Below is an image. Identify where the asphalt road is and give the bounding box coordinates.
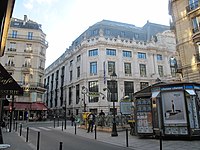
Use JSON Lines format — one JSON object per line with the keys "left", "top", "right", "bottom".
{"left": 21, "top": 121, "right": 132, "bottom": 150}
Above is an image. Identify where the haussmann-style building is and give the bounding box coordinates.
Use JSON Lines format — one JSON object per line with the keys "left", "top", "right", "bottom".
{"left": 0, "top": 15, "right": 48, "bottom": 121}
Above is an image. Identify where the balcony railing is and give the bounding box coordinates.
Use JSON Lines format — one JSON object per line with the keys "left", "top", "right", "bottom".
{"left": 8, "top": 34, "right": 48, "bottom": 47}
{"left": 186, "top": 0, "right": 200, "bottom": 13}
{"left": 17, "top": 81, "right": 45, "bottom": 88}
{"left": 7, "top": 48, "right": 16, "bottom": 52}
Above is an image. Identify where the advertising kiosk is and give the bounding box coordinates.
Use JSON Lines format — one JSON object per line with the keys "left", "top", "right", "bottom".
{"left": 134, "top": 82, "right": 200, "bottom": 138}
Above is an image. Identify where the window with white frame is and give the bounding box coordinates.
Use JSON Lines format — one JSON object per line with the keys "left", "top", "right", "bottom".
{"left": 139, "top": 64, "right": 147, "bottom": 77}
{"left": 89, "top": 49, "right": 98, "bottom": 56}
{"left": 158, "top": 65, "right": 164, "bottom": 77}
{"left": 108, "top": 61, "right": 115, "bottom": 75}
{"left": 138, "top": 52, "right": 146, "bottom": 59}
{"left": 7, "top": 56, "right": 14, "bottom": 66}
{"left": 124, "top": 63, "right": 131, "bottom": 74}
{"left": 90, "top": 62, "right": 97, "bottom": 75}
{"left": 106, "top": 49, "right": 116, "bottom": 56}
{"left": 24, "top": 57, "right": 31, "bottom": 67}
{"left": 123, "top": 50, "right": 132, "bottom": 57}
{"left": 28, "top": 32, "right": 33, "bottom": 40}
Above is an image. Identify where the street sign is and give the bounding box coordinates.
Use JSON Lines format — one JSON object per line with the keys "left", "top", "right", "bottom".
{"left": 120, "top": 101, "right": 133, "bottom": 115}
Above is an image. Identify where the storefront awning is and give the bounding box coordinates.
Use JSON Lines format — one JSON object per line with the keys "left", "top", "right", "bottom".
{"left": 186, "top": 89, "right": 196, "bottom": 95}
{"left": 152, "top": 91, "right": 160, "bottom": 98}
{"left": 4, "top": 102, "right": 47, "bottom": 111}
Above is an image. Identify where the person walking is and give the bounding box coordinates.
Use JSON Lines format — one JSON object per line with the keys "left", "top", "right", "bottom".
{"left": 87, "top": 112, "right": 95, "bottom": 133}
{"left": 70, "top": 114, "right": 75, "bottom": 126}
{"left": 99, "top": 110, "right": 105, "bottom": 127}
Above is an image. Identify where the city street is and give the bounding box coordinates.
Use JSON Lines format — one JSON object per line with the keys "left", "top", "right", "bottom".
{"left": 2, "top": 121, "right": 200, "bottom": 150}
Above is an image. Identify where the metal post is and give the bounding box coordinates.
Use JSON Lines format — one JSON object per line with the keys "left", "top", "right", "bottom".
{"left": 20, "top": 123, "right": 22, "bottom": 136}
{"left": 64, "top": 101, "right": 67, "bottom": 130}
{"left": 126, "top": 129, "right": 129, "bottom": 147}
{"left": 62, "top": 121, "right": 63, "bottom": 131}
{"left": 160, "top": 131, "right": 162, "bottom": 150}
{"left": 37, "top": 132, "right": 40, "bottom": 150}
{"left": 57, "top": 116, "right": 59, "bottom": 127}
{"left": 9, "top": 95, "right": 14, "bottom": 132}
{"left": 26, "top": 127, "right": 29, "bottom": 142}
{"left": 59, "top": 142, "right": 63, "bottom": 150}
{"left": 94, "top": 125, "right": 97, "bottom": 140}
{"left": 74, "top": 123, "right": 76, "bottom": 135}
{"left": 15, "top": 122, "right": 17, "bottom": 132}
{"left": 54, "top": 116, "right": 55, "bottom": 128}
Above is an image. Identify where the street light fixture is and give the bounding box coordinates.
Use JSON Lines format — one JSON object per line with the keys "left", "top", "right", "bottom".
{"left": 103, "top": 71, "right": 118, "bottom": 137}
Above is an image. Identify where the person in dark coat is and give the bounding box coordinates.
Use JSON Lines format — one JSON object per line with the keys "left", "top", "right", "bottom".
{"left": 87, "top": 112, "right": 95, "bottom": 133}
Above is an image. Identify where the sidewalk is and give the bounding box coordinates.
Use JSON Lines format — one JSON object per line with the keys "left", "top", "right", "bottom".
{"left": 2, "top": 125, "right": 200, "bottom": 150}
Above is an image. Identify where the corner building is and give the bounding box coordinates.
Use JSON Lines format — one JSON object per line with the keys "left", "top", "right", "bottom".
{"left": 169, "top": 0, "right": 200, "bottom": 82}
{"left": 0, "top": 15, "right": 48, "bottom": 120}
{"left": 44, "top": 20, "right": 176, "bottom": 117}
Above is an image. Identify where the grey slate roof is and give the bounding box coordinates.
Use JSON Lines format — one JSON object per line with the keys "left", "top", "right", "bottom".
{"left": 72, "top": 20, "right": 169, "bottom": 47}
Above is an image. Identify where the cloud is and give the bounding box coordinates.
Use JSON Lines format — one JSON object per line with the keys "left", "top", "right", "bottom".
{"left": 23, "top": 0, "right": 57, "bottom": 10}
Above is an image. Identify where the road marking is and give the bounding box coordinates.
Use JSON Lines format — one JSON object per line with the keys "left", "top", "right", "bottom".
{"left": 38, "top": 127, "right": 51, "bottom": 131}
{"left": 29, "top": 127, "right": 41, "bottom": 132}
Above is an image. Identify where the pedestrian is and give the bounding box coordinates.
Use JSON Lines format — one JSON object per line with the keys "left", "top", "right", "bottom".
{"left": 70, "top": 114, "right": 75, "bottom": 126}
{"left": 99, "top": 110, "right": 105, "bottom": 127}
{"left": 87, "top": 112, "right": 95, "bottom": 133}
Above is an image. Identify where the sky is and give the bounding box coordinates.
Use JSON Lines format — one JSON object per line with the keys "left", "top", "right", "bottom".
{"left": 12, "top": 0, "right": 170, "bottom": 67}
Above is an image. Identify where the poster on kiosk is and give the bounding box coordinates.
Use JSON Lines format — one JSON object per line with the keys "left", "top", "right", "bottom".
{"left": 162, "top": 91, "right": 187, "bottom": 125}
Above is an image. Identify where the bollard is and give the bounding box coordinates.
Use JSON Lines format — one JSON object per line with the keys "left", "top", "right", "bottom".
{"left": 37, "top": 132, "right": 40, "bottom": 150}
{"left": 20, "top": 124, "right": 22, "bottom": 136}
{"left": 160, "top": 131, "right": 162, "bottom": 150}
{"left": 62, "top": 121, "right": 63, "bottom": 131}
{"left": 15, "top": 122, "right": 18, "bottom": 132}
{"left": 26, "top": 127, "right": 29, "bottom": 142}
{"left": 126, "top": 129, "right": 129, "bottom": 147}
{"left": 59, "top": 142, "right": 63, "bottom": 150}
{"left": 74, "top": 123, "right": 76, "bottom": 135}
{"left": 94, "top": 125, "right": 97, "bottom": 140}
{"left": 57, "top": 116, "right": 59, "bottom": 127}
{"left": 54, "top": 117, "right": 55, "bottom": 128}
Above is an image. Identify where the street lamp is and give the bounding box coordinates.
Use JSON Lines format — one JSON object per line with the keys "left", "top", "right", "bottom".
{"left": 103, "top": 72, "right": 118, "bottom": 137}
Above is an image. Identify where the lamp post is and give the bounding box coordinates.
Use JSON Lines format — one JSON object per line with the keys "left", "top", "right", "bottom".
{"left": 104, "top": 72, "right": 118, "bottom": 137}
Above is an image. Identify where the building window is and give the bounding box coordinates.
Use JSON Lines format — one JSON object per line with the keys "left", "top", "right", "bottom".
{"left": 90, "top": 62, "right": 97, "bottom": 75}
{"left": 7, "top": 56, "right": 14, "bottom": 66}
{"left": 77, "top": 66, "right": 80, "bottom": 78}
{"left": 134, "top": 33, "right": 139, "bottom": 39}
{"left": 107, "top": 80, "right": 118, "bottom": 102}
{"left": 124, "top": 81, "right": 134, "bottom": 100}
{"left": 108, "top": 61, "right": 115, "bottom": 75}
{"left": 169, "top": 57, "right": 177, "bottom": 77}
{"left": 88, "top": 81, "right": 99, "bottom": 103}
{"left": 93, "top": 29, "right": 98, "bottom": 35}
{"left": 138, "top": 52, "right": 146, "bottom": 59}
{"left": 12, "top": 30, "right": 17, "bottom": 38}
{"left": 89, "top": 49, "right": 98, "bottom": 56}
{"left": 70, "top": 70, "right": 73, "bottom": 81}
{"left": 192, "top": 16, "right": 200, "bottom": 33}
{"left": 77, "top": 55, "right": 81, "bottom": 62}
{"left": 157, "top": 54, "right": 163, "bottom": 61}
{"left": 9, "top": 42, "right": 16, "bottom": 51}
{"left": 26, "top": 44, "right": 32, "bottom": 52}
{"left": 70, "top": 60, "right": 73, "bottom": 66}
{"left": 158, "top": 65, "right": 164, "bottom": 77}
{"left": 76, "top": 84, "right": 80, "bottom": 104}
{"left": 120, "top": 31, "right": 125, "bottom": 37}
{"left": 28, "top": 32, "right": 33, "bottom": 40}
{"left": 24, "top": 57, "right": 31, "bottom": 67}
{"left": 105, "top": 29, "right": 110, "bottom": 35}
{"left": 123, "top": 50, "right": 132, "bottom": 57}
{"left": 106, "top": 49, "right": 116, "bottom": 56}
{"left": 69, "top": 87, "right": 72, "bottom": 105}
{"left": 124, "top": 63, "right": 131, "bottom": 75}
{"left": 140, "top": 82, "right": 149, "bottom": 90}
{"left": 139, "top": 64, "right": 146, "bottom": 77}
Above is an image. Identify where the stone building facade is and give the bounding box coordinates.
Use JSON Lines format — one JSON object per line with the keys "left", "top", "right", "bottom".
{"left": 0, "top": 15, "right": 48, "bottom": 120}
{"left": 169, "top": 0, "right": 200, "bottom": 82}
{"left": 44, "top": 20, "right": 176, "bottom": 117}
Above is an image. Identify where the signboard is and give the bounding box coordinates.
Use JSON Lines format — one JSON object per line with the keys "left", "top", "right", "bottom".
{"left": 0, "top": 63, "right": 23, "bottom": 95}
{"left": 120, "top": 102, "right": 132, "bottom": 115}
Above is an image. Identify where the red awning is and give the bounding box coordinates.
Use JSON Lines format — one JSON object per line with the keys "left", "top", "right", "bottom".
{"left": 4, "top": 102, "right": 47, "bottom": 111}
{"left": 31, "top": 102, "right": 47, "bottom": 111}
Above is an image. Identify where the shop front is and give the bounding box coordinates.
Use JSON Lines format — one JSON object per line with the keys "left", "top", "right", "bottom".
{"left": 134, "top": 82, "right": 200, "bottom": 138}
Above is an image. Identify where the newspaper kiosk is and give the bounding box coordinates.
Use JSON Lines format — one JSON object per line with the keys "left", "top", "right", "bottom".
{"left": 134, "top": 82, "right": 200, "bottom": 138}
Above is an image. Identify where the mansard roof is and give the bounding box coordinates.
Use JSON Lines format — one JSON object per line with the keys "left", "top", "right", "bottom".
{"left": 71, "top": 20, "right": 169, "bottom": 47}
{"left": 10, "top": 15, "right": 42, "bottom": 31}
